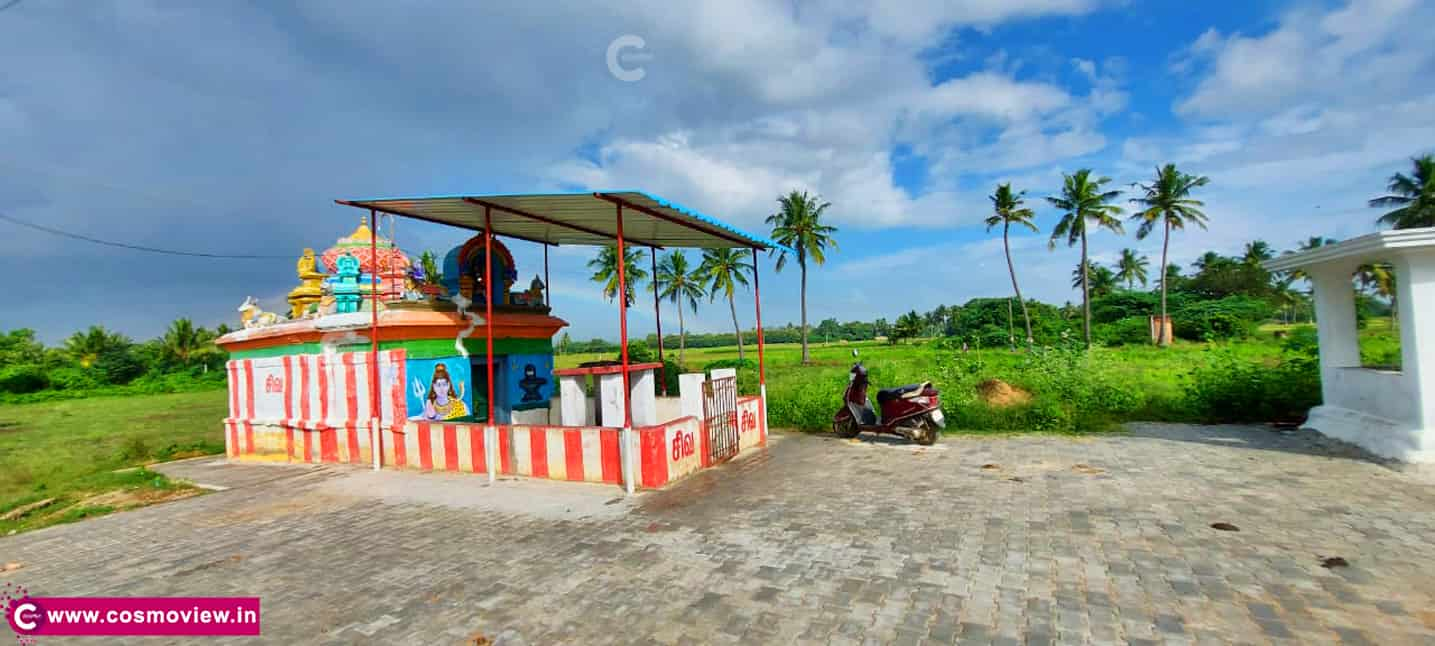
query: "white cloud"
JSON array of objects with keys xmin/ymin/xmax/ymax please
[
  {"xmin": 543, "ymin": 4, "xmax": 1128, "ymax": 233},
  {"xmin": 1176, "ymin": 0, "xmax": 1432, "ymax": 118}
]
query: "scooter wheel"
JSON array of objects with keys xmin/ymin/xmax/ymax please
[
  {"xmin": 833, "ymin": 417, "xmax": 859, "ymax": 438},
  {"xmin": 914, "ymin": 419, "xmax": 938, "ymax": 446}
]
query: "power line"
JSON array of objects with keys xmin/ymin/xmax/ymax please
[
  {"xmin": 0, "ymin": 0, "xmax": 23, "ymax": 13},
  {"xmin": 0, "ymin": 210, "xmax": 292, "ymax": 259}
]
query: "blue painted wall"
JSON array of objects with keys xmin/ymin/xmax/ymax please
[{"xmin": 508, "ymin": 353, "xmax": 554, "ymax": 411}]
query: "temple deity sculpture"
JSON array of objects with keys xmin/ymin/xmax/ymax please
[
  {"xmin": 329, "ymin": 254, "xmax": 364, "ymax": 314},
  {"xmin": 286, "ymin": 248, "xmax": 329, "ymax": 318},
  {"xmin": 320, "ymin": 220, "xmax": 412, "ymax": 301},
  {"xmin": 238, "ymin": 296, "xmax": 285, "ymax": 328}
]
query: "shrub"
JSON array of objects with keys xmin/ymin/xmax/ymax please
[
  {"xmin": 0, "ymin": 364, "xmax": 48, "ymax": 394},
  {"xmin": 766, "ymin": 376, "xmax": 845, "ymax": 432},
  {"xmin": 1172, "ymin": 296, "xmax": 1273, "ymax": 341},
  {"xmin": 94, "ymin": 348, "xmax": 145, "ymax": 385},
  {"xmin": 1091, "ymin": 291, "xmax": 1157, "ymax": 324},
  {"xmin": 1095, "ymin": 317, "xmax": 1151, "ymax": 347},
  {"xmin": 1280, "ymin": 325, "xmax": 1319, "ymax": 355},
  {"xmin": 926, "ymin": 339, "xmax": 1143, "ymax": 434},
  {"xmin": 615, "ymin": 342, "xmax": 684, "ymax": 394},
  {"xmin": 117, "ymin": 437, "xmax": 152, "ymax": 463},
  {"xmin": 47, "ymin": 366, "xmax": 101, "ymax": 391},
  {"xmin": 1185, "ymin": 348, "xmax": 1320, "ymax": 424},
  {"xmin": 656, "ymin": 358, "xmax": 684, "ymax": 396}
]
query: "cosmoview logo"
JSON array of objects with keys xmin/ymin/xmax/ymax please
[
  {"xmin": 606, "ymin": 34, "xmax": 651, "ymax": 82},
  {"xmin": 11, "ymin": 601, "xmax": 39, "ymax": 631}
]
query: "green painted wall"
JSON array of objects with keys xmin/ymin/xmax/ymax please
[{"xmin": 228, "ymin": 336, "xmax": 551, "ymax": 360}]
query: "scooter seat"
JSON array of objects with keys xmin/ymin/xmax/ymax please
[{"xmin": 876, "ymin": 382, "xmax": 927, "ymax": 403}]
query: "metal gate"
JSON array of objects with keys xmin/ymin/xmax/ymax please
[{"xmin": 702, "ymin": 376, "xmax": 739, "ymax": 464}]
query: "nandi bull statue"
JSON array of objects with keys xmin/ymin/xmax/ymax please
[{"xmin": 238, "ymin": 296, "xmax": 287, "ymax": 329}]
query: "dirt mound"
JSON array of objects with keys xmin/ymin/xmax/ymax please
[{"xmin": 976, "ymin": 379, "xmax": 1031, "ymax": 408}]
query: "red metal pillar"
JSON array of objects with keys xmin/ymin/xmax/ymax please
[
  {"xmin": 752, "ymin": 247, "xmax": 768, "ymax": 444},
  {"xmin": 751, "ymin": 248, "xmax": 766, "ymax": 386},
  {"xmin": 651, "ymin": 247, "xmax": 665, "ymax": 395},
  {"xmin": 369, "ymin": 209, "xmax": 381, "ymax": 470},
  {"xmin": 484, "ymin": 207, "xmax": 496, "ymax": 426},
  {"xmin": 616, "ymin": 205, "xmax": 632, "ymax": 428}
]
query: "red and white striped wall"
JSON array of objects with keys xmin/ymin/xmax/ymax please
[
  {"xmin": 505, "ymin": 425, "xmax": 624, "ymax": 484},
  {"xmin": 636, "ymin": 395, "xmax": 768, "ymax": 488},
  {"xmin": 224, "ymin": 350, "xmax": 406, "ymax": 465},
  {"xmin": 225, "ymin": 356, "xmax": 768, "ymax": 490}
]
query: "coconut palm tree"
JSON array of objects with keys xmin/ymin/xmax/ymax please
[
  {"xmin": 1048, "ymin": 169, "xmax": 1124, "ymax": 348},
  {"xmin": 162, "ymin": 318, "xmax": 218, "ymax": 367},
  {"xmin": 1071, "ymin": 261, "xmax": 1118, "ymax": 298},
  {"xmin": 1115, "ymin": 248, "xmax": 1149, "ymax": 290},
  {"xmin": 1193, "ymin": 251, "xmax": 1226, "ymax": 272},
  {"xmin": 588, "ymin": 245, "xmax": 648, "ymax": 306},
  {"xmin": 64, "ymin": 326, "xmax": 129, "ymax": 369},
  {"xmin": 766, "ymin": 190, "xmax": 839, "ymax": 365},
  {"xmin": 1130, "ymin": 164, "xmax": 1210, "ymax": 346},
  {"xmin": 653, "ymin": 250, "xmax": 706, "ymax": 364},
  {"xmin": 1369, "ymin": 154, "xmax": 1435, "ymax": 229},
  {"xmin": 985, "ymin": 183, "xmax": 1038, "ymax": 344},
  {"xmin": 697, "ymin": 248, "xmax": 753, "ymax": 360},
  {"xmin": 1242, "ymin": 240, "xmax": 1274, "ymax": 266}
]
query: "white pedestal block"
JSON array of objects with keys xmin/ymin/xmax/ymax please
[
  {"xmin": 512, "ymin": 408, "xmax": 548, "ymax": 426},
  {"xmin": 710, "ymin": 367, "xmax": 737, "ymax": 383},
  {"xmin": 630, "ymin": 369, "xmax": 657, "ymax": 427},
  {"xmin": 558, "ymin": 375, "xmax": 587, "ymax": 427},
  {"xmin": 599, "ymin": 372, "xmax": 626, "ymax": 427},
  {"xmin": 679, "ymin": 373, "xmax": 705, "ymax": 420}
]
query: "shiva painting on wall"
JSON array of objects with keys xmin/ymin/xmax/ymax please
[{"xmin": 407, "ymin": 358, "xmax": 473, "ymax": 421}]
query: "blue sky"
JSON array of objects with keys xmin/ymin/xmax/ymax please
[{"xmin": 1, "ymin": 0, "xmax": 1431, "ymax": 344}]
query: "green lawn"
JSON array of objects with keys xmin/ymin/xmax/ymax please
[{"xmin": 0, "ymin": 390, "xmax": 226, "ymax": 534}]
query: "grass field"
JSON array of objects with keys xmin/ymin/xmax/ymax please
[
  {"xmin": 0, "ymin": 391, "xmax": 224, "ymax": 534},
  {"xmin": 561, "ymin": 334, "xmax": 1284, "ymax": 429},
  {"xmin": 560, "ymin": 321, "xmax": 1396, "ymax": 433}
]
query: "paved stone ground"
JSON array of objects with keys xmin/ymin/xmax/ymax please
[{"xmin": 4, "ymin": 424, "xmax": 1435, "ymax": 645}]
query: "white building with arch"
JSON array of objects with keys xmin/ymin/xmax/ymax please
[{"xmin": 1266, "ymin": 227, "xmax": 1435, "ymax": 462}]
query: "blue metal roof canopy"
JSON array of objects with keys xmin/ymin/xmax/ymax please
[{"xmin": 336, "ymin": 190, "xmax": 791, "ymax": 253}]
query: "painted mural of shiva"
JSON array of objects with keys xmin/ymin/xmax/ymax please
[{"xmin": 416, "ymin": 363, "xmax": 469, "ymax": 421}]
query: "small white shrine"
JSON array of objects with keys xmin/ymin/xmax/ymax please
[{"xmin": 1266, "ymin": 227, "xmax": 1435, "ymax": 462}]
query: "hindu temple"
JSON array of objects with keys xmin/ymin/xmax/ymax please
[
  {"xmin": 220, "ymin": 223, "xmax": 562, "ymax": 426},
  {"xmin": 215, "ymin": 191, "xmax": 775, "ymax": 493}
]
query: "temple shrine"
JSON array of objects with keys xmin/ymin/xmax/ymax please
[
  {"xmin": 221, "ymin": 223, "xmax": 561, "ymax": 426},
  {"xmin": 215, "ymin": 191, "xmax": 779, "ymax": 493}
]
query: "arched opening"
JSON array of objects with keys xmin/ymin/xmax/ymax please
[{"xmin": 1353, "ymin": 261, "xmax": 1401, "ymax": 370}]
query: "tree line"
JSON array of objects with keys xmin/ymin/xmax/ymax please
[
  {"xmin": 986, "ymin": 154, "xmax": 1428, "ymax": 348},
  {"xmin": 576, "ymin": 153, "xmax": 1429, "ymax": 357},
  {"xmin": 0, "ymin": 319, "xmax": 230, "ymax": 397}
]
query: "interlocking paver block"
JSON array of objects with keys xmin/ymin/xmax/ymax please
[{"xmin": 4, "ymin": 424, "xmax": 1435, "ymax": 645}]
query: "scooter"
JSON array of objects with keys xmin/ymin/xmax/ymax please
[{"xmin": 833, "ymin": 349, "xmax": 944, "ymax": 445}]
